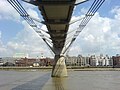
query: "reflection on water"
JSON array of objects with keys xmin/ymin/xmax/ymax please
[
  {"xmin": 52, "ymin": 78, "xmax": 66, "ymax": 90},
  {"xmin": 43, "ymin": 71, "xmax": 120, "ymax": 90},
  {"xmin": 0, "ymin": 71, "xmax": 120, "ymax": 90},
  {"xmin": 42, "ymin": 77, "xmax": 67, "ymax": 90},
  {"xmin": 12, "ymin": 73, "xmax": 50, "ymax": 90}
]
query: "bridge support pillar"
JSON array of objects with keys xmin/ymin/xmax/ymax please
[{"xmin": 51, "ymin": 55, "xmax": 68, "ymax": 77}]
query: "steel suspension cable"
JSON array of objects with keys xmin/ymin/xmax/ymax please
[
  {"xmin": 7, "ymin": 0, "xmax": 54, "ymax": 55},
  {"xmin": 64, "ymin": 0, "xmax": 105, "ymax": 54}
]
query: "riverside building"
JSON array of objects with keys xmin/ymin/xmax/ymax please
[{"xmin": 66, "ymin": 54, "xmax": 113, "ymax": 67}]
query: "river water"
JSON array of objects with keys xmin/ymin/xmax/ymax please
[{"xmin": 0, "ymin": 70, "xmax": 120, "ymax": 90}]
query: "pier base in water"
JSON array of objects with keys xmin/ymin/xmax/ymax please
[{"xmin": 51, "ymin": 56, "xmax": 67, "ymax": 77}]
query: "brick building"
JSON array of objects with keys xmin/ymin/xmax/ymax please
[
  {"xmin": 15, "ymin": 57, "xmax": 54, "ymax": 66},
  {"xmin": 112, "ymin": 55, "xmax": 120, "ymax": 67}
]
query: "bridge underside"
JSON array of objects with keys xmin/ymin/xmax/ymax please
[
  {"xmin": 38, "ymin": 0, "xmax": 75, "ymax": 55},
  {"xmin": 37, "ymin": 0, "xmax": 76, "ymax": 77}
]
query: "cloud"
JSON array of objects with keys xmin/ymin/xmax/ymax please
[
  {"xmin": 68, "ymin": 7, "xmax": 120, "ymax": 56},
  {"xmin": 0, "ymin": 1, "xmax": 41, "ymax": 22},
  {"xmin": 111, "ymin": 6, "xmax": 120, "ymax": 20},
  {"xmin": 6, "ymin": 22, "xmax": 52, "ymax": 57},
  {"xmin": 0, "ymin": 31, "xmax": 8, "ymax": 56},
  {"xmin": 27, "ymin": 8, "xmax": 39, "ymax": 19},
  {"xmin": 0, "ymin": 1, "xmax": 120, "ymax": 57},
  {"xmin": 0, "ymin": 31, "xmax": 1, "ymax": 39},
  {"xmin": 0, "ymin": 0, "xmax": 20, "ymax": 21},
  {"xmin": 0, "ymin": 1, "xmax": 51, "ymax": 57}
]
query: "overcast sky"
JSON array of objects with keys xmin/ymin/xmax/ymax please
[{"xmin": 0, "ymin": 0, "xmax": 120, "ymax": 57}]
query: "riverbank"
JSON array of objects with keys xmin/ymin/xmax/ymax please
[
  {"xmin": 0, "ymin": 66, "xmax": 120, "ymax": 71},
  {"xmin": 0, "ymin": 66, "xmax": 52, "ymax": 71}
]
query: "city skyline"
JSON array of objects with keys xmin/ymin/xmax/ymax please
[{"xmin": 0, "ymin": 0, "xmax": 120, "ymax": 57}]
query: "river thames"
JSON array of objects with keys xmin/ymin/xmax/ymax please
[{"xmin": 0, "ymin": 70, "xmax": 120, "ymax": 90}]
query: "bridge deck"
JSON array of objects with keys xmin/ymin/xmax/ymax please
[{"xmin": 38, "ymin": 0, "xmax": 76, "ymax": 54}]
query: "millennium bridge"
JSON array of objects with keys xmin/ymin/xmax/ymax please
[{"xmin": 7, "ymin": 0, "xmax": 105, "ymax": 77}]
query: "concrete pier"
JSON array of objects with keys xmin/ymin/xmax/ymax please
[{"xmin": 51, "ymin": 56, "xmax": 68, "ymax": 77}]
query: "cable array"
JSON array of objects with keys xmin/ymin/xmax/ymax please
[
  {"xmin": 7, "ymin": 0, "xmax": 54, "ymax": 55},
  {"xmin": 65, "ymin": 0, "xmax": 105, "ymax": 54},
  {"xmin": 7, "ymin": 0, "xmax": 37, "ymax": 28}
]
